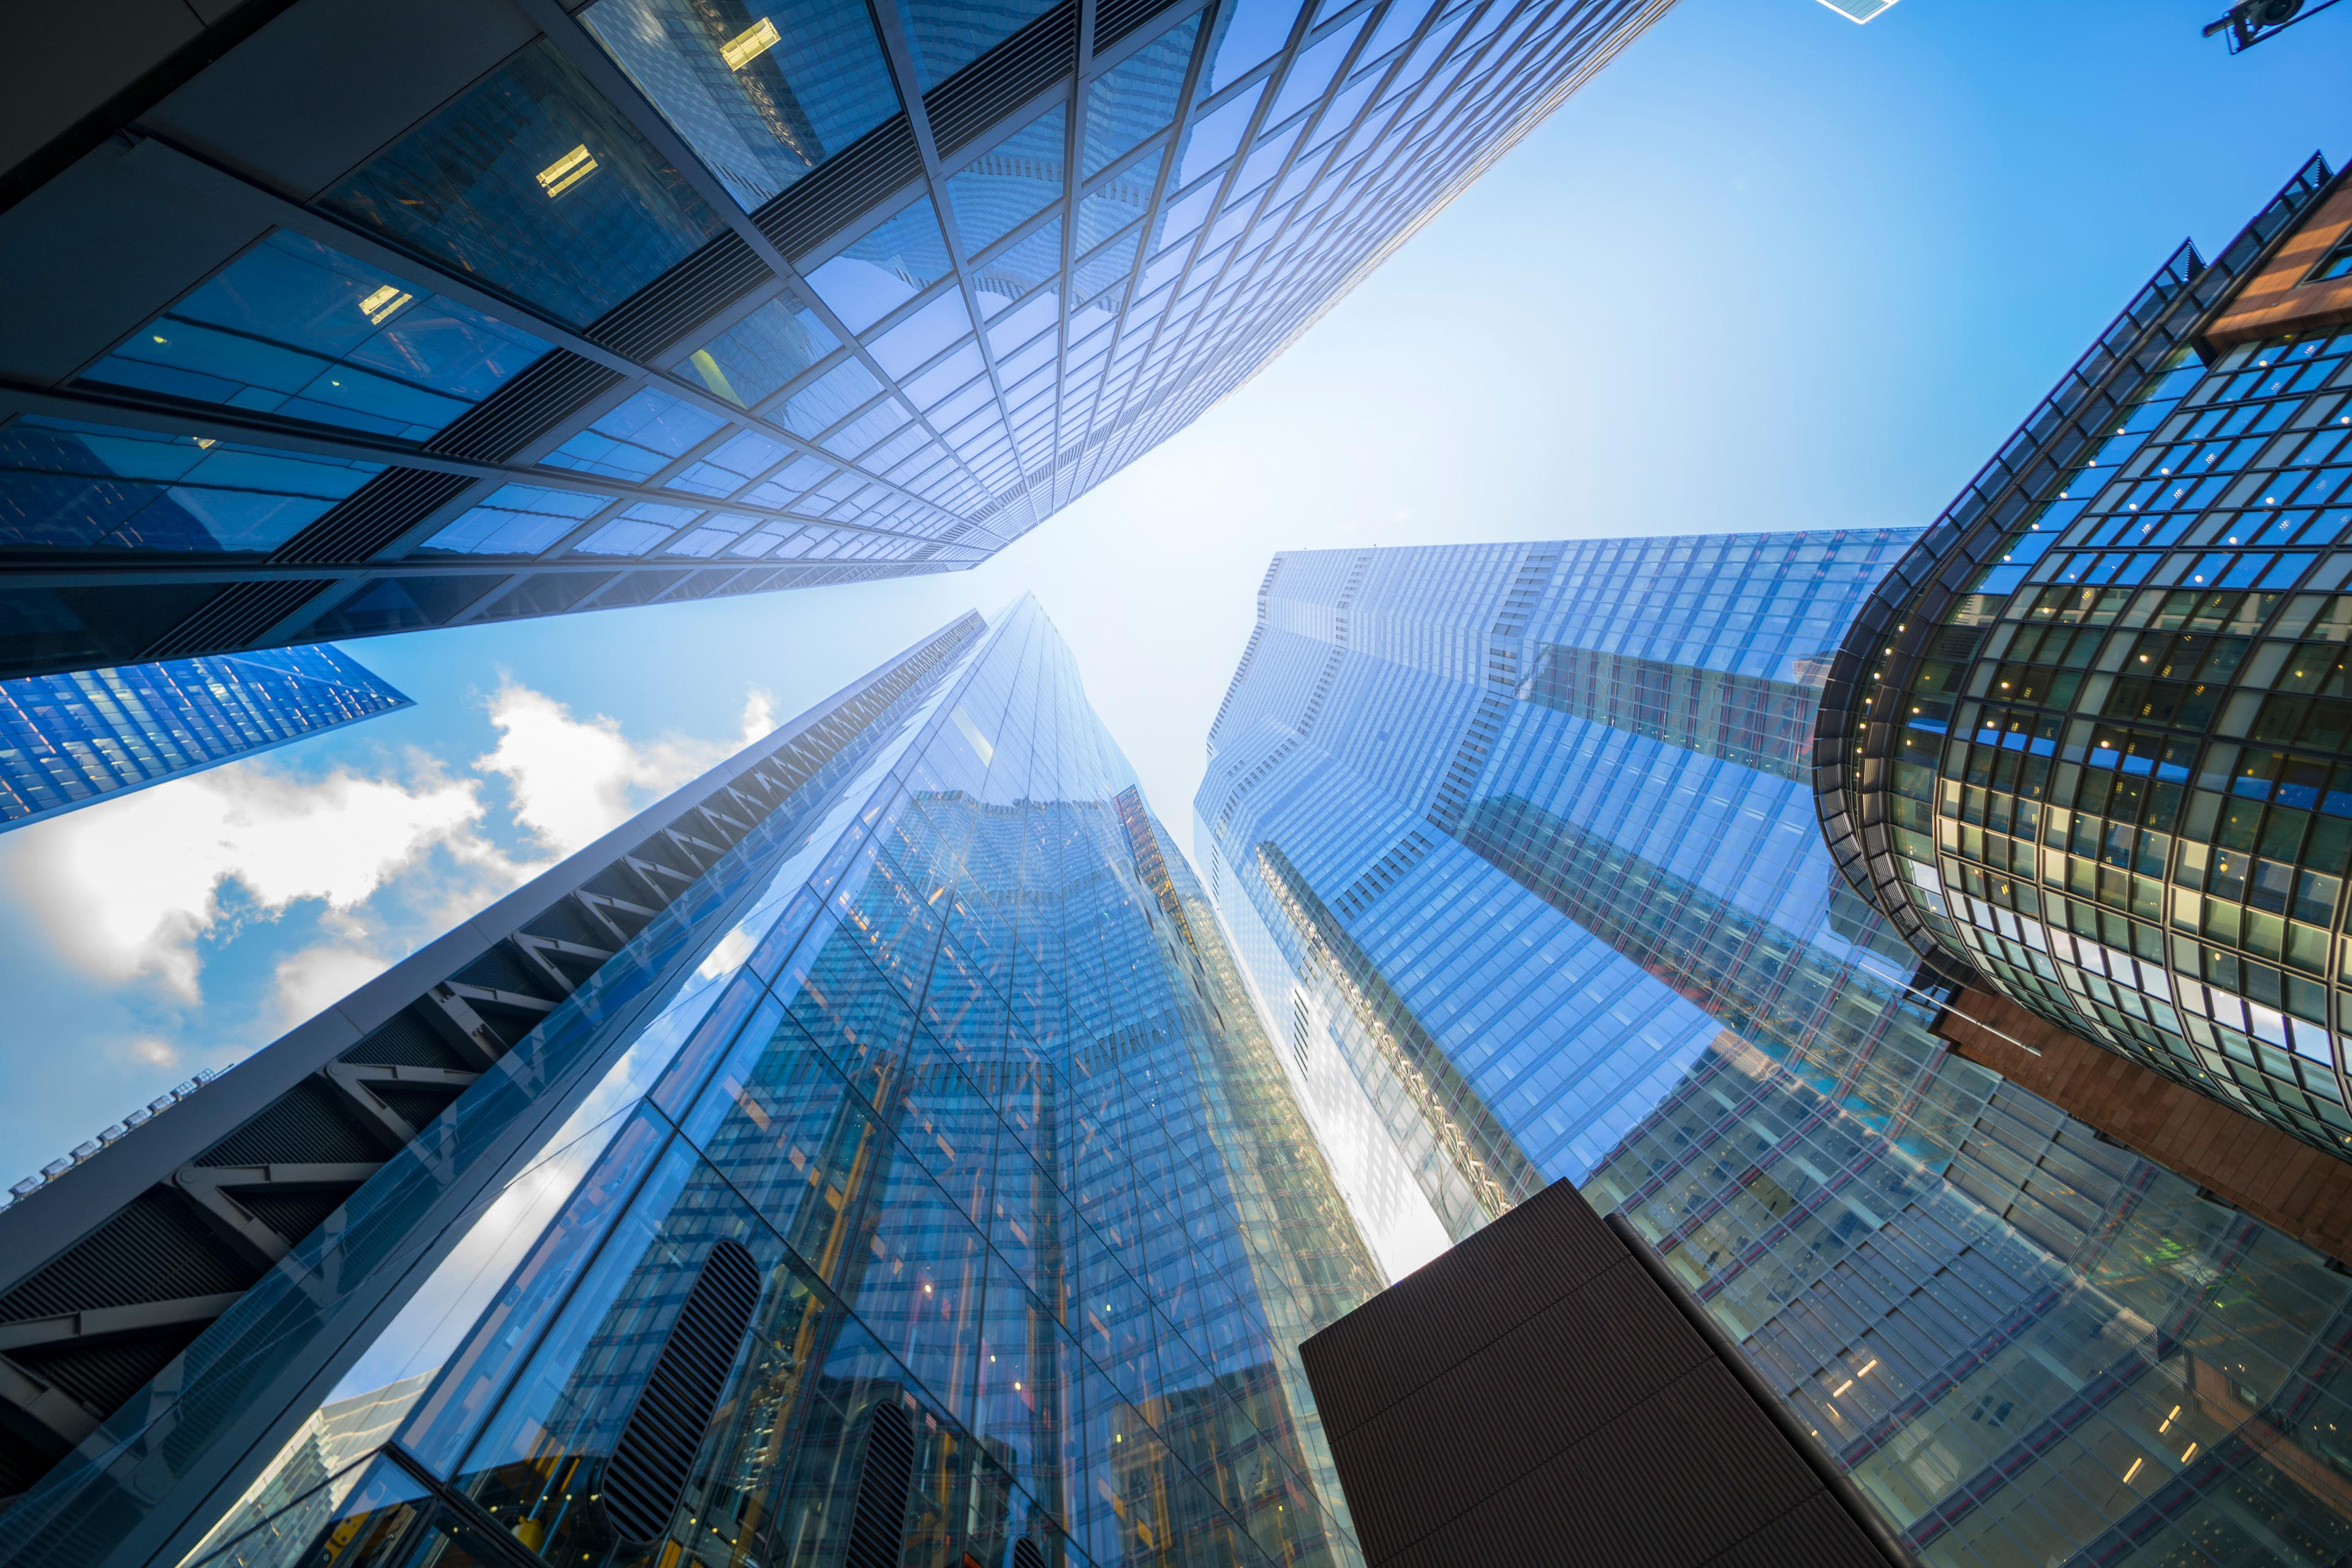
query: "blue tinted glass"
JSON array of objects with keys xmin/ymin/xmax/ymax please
[
  {"xmin": 804, "ymin": 198, "xmax": 953, "ymax": 331},
  {"xmin": 1077, "ymin": 148, "xmax": 1164, "ymax": 252},
  {"xmin": 0, "ymin": 417, "xmax": 382, "ymax": 554},
  {"xmin": 684, "ymin": 292, "xmax": 839, "ymax": 407},
  {"xmin": 946, "ymin": 107, "xmax": 1065, "ymax": 255},
  {"xmin": 543, "ymin": 389, "xmax": 729, "ymax": 482},
  {"xmin": 423, "ymin": 483, "xmax": 612, "ymax": 554},
  {"xmin": 1198, "ymin": 0, "xmax": 1303, "ymax": 95},
  {"xmin": 1268, "ymin": 14, "xmax": 1361, "ymax": 124},
  {"xmin": 579, "ymin": 499, "xmax": 699, "ymax": 555},
  {"xmin": 1081, "ymin": 14, "xmax": 1200, "ymax": 176},
  {"xmin": 320, "ymin": 40, "xmax": 722, "ymax": 327},
  {"xmin": 663, "ymin": 428, "xmax": 790, "ymax": 497},
  {"xmin": 0, "ymin": 645, "xmax": 410, "ymax": 828},
  {"xmin": 78, "ymin": 232, "xmax": 549, "ymax": 442},
  {"xmin": 970, "ymin": 217, "xmax": 1060, "ymax": 318},
  {"xmin": 780, "ymin": 358, "xmax": 883, "ymax": 437},
  {"xmin": 581, "ymin": 0, "xmax": 902, "ymax": 209},
  {"xmin": 1073, "ymin": 233, "xmax": 1140, "ymax": 303},
  {"xmin": 868, "ymin": 292, "xmax": 971, "ymax": 379},
  {"xmin": 894, "ymin": 0, "xmax": 1058, "ymax": 89},
  {"xmin": 1174, "ymin": 80, "xmax": 1262, "ymax": 187}
]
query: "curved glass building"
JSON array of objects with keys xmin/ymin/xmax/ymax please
[
  {"xmin": 1817, "ymin": 156, "xmax": 2352, "ymax": 1157},
  {"xmin": 1200, "ymin": 530, "xmax": 2352, "ymax": 1566}
]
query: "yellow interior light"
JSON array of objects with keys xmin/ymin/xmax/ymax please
[
  {"xmin": 358, "ymin": 284, "xmax": 412, "ymax": 323},
  {"xmin": 723, "ymin": 16, "xmax": 782, "ymax": 70},
  {"xmin": 537, "ymin": 145, "xmax": 599, "ymax": 197}
]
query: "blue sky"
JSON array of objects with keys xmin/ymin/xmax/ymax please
[{"xmin": 2, "ymin": 0, "xmax": 2347, "ymax": 1179}]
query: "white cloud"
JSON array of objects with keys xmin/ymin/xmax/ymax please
[
  {"xmin": 2, "ymin": 682, "xmax": 781, "ymax": 1011},
  {"xmin": 274, "ymin": 944, "xmax": 393, "ymax": 1027},
  {"xmin": 4, "ymin": 760, "xmax": 491, "ymax": 1001},
  {"xmin": 476, "ymin": 684, "xmax": 775, "ymax": 859}
]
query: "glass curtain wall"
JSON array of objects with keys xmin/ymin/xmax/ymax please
[
  {"xmin": 1197, "ymin": 536, "xmax": 2352, "ymax": 1567},
  {"xmin": 132, "ymin": 598, "xmax": 1378, "ymax": 1568}
]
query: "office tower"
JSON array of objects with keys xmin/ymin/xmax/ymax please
[
  {"xmin": 1819, "ymin": 156, "xmax": 2352, "ymax": 1166},
  {"xmin": 0, "ymin": 0, "xmax": 1672, "ymax": 686},
  {"xmin": 0, "ymin": 598, "xmax": 1383, "ymax": 1568},
  {"xmin": 0, "ymin": 644, "xmax": 409, "ymax": 830},
  {"xmin": 1199, "ymin": 530, "xmax": 2352, "ymax": 1564}
]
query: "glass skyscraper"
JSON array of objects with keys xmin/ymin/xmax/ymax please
[
  {"xmin": 0, "ymin": 644, "xmax": 409, "ymax": 830},
  {"xmin": 0, "ymin": 598, "xmax": 1382, "ymax": 1568},
  {"xmin": 1198, "ymin": 534, "xmax": 2352, "ymax": 1565},
  {"xmin": 1819, "ymin": 156, "xmax": 2352, "ymax": 1161},
  {"xmin": 0, "ymin": 0, "xmax": 1670, "ymax": 684}
]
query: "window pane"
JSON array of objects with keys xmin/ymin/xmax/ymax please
[
  {"xmin": 895, "ymin": 0, "xmax": 1058, "ymax": 91},
  {"xmin": 947, "ymin": 107, "xmax": 1066, "ymax": 255},
  {"xmin": 1081, "ymin": 14, "xmax": 1199, "ymax": 177},
  {"xmin": 321, "ymin": 40, "xmax": 722, "ymax": 327},
  {"xmin": 543, "ymin": 389, "xmax": 729, "ymax": 482},
  {"xmin": 1199, "ymin": 0, "xmax": 1303, "ymax": 96},
  {"xmin": 970, "ymin": 219, "xmax": 1060, "ymax": 319},
  {"xmin": 423, "ymin": 483, "xmax": 613, "ymax": 555},
  {"xmin": 0, "ymin": 417, "xmax": 382, "ymax": 554},
  {"xmin": 581, "ymin": 0, "xmax": 902, "ymax": 210},
  {"xmin": 79, "ymin": 232, "xmax": 550, "ymax": 443},
  {"xmin": 805, "ymin": 197, "xmax": 953, "ymax": 331},
  {"xmin": 579, "ymin": 500, "xmax": 700, "ymax": 556},
  {"xmin": 684, "ymin": 292, "xmax": 839, "ymax": 407},
  {"xmin": 1076, "ymin": 148, "xmax": 1162, "ymax": 252}
]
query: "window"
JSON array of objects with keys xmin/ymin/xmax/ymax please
[
  {"xmin": 0, "ymin": 417, "xmax": 382, "ymax": 554},
  {"xmin": 320, "ymin": 40, "xmax": 722, "ymax": 326},
  {"xmin": 78, "ymin": 232, "xmax": 548, "ymax": 442},
  {"xmin": 2307, "ymin": 228, "xmax": 2352, "ymax": 285}
]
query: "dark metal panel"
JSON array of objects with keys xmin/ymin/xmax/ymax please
[{"xmin": 1301, "ymin": 1182, "xmax": 1907, "ymax": 1568}]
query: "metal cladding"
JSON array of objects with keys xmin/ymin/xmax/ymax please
[{"xmin": 1300, "ymin": 1180, "xmax": 1897, "ymax": 1568}]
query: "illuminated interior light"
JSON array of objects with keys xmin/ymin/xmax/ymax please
[
  {"xmin": 2124, "ymin": 1457, "xmax": 2144, "ymax": 1483},
  {"xmin": 190, "ymin": 437, "xmax": 216, "ymax": 450},
  {"xmin": 722, "ymin": 16, "xmax": 782, "ymax": 70},
  {"xmin": 537, "ymin": 144, "xmax": 598, "ymax": 197},
  {"xmin": 2182, "ymin": 1441, "xmax": 2198, "ymax": 1462},
  {"xmin": 358, "ymin": 284, "xmax": 412, "ymax": 323}
]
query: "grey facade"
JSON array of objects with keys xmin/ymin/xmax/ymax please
[{"xmin": 0, "ymin": 0, "xmax": 1672, "ymax": 682}]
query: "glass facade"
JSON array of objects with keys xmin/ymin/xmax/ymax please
[
  {"xmin": 1198, "ymin": 535, "xmax": 2352, "ymax": 1566},
  {"xmin": 0, "ymin": 0, "xmax": 1672, "ymax": 681},
  {"xmin": 1820, "ymin": 158, "xmax": 2352, "ymax": 1159},
  {"xmin": 0, "ymin": 644, "xmax": 410, "ymax": 830},
  {"xmin": 0, "ymin": 600, "xmax": 1379, "ymax": 1568}
]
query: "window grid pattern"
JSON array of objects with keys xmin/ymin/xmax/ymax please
[
  {"xmin": 1864, "ymin": 312, "xmax": 2352, "ymax": 1152},
  {"xmin": 1197, "ymin": 533, "xmax": 2352, "ymax": 1565},
  {"xmin": 0, "ymin": 0, "xmax": 1667, "ymax": 671},
  {"xmin": 0, "ymin": 645, "xmax": 410, "ymax": 827}
]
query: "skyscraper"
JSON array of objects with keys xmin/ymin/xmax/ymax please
[
  {"xmin": 0, "ymin": 598, "xmax": 1382, "ymax": 1568},
  {"xmin": 1199, "ymin": 533, "xmax": 2352, "ymax": 1564},
  {"xmin": 1818, "ymin": 155, "xmax": 2352, "ymax": 1161},
  {"xmin": 0, "ymin": 644, "xmax": 410, "ymax": 830},
  {"xmin": 0, "ymin": 0, "xmax": 1672, "ymax": 684}
]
